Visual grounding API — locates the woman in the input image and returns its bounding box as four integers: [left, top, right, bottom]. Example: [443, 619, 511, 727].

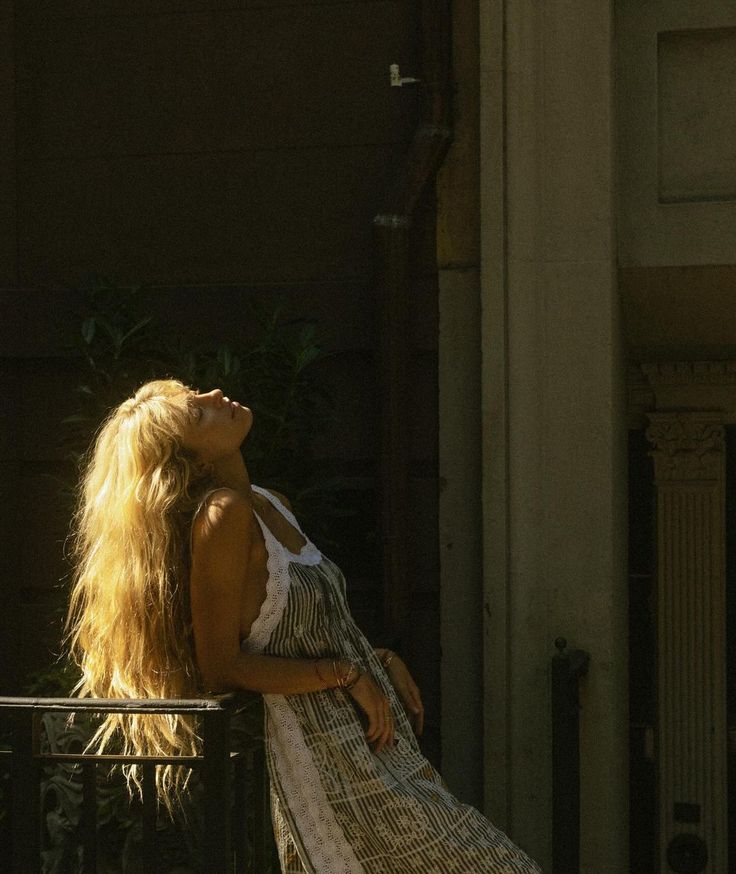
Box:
[66, 378, 542, 873]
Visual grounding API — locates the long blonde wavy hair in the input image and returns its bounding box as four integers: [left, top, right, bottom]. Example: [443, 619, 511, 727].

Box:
[65, 378, 215, 812]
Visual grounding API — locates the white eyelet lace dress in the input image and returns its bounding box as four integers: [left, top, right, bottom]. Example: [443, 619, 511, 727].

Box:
[242, 485, 543, 874]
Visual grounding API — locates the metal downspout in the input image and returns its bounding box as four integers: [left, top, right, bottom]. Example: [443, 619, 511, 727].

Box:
[373, 0, 453, 643]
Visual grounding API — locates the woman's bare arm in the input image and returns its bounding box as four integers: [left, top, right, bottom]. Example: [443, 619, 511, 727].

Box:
[189, 489, 397, 750]
[189, 488, 348, 695]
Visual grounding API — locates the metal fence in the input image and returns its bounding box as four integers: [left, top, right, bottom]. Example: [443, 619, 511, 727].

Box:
[0, 693, 275, 873]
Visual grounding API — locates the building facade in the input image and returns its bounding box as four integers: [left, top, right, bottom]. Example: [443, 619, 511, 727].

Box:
[438, 2, 735, 871]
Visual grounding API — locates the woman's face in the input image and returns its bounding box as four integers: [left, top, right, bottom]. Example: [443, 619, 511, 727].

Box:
[180, 388, 253, 462]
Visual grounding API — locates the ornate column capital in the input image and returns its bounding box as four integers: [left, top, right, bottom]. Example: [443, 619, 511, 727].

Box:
[645, 411, 725, 482]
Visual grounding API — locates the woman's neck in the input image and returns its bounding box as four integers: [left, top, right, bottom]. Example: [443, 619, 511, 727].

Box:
[210, 451, 255, 501]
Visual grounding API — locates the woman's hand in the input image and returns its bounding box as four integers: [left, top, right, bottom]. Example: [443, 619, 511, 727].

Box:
[347, 671, 395, 754]
[381, 653, 424, 737]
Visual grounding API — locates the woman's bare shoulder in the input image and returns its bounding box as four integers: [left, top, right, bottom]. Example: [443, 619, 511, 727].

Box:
[192, 487, 255, 545]
[261, 487, 292, 511]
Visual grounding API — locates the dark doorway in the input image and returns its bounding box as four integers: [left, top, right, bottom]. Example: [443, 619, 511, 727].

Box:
[724, 426, 736, 866]
[628, 427, 656, 873]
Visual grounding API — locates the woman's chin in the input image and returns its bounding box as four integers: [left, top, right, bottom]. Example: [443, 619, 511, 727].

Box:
[239, 406, 254, 436]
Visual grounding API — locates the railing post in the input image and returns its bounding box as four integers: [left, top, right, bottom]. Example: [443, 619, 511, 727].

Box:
[140, 761, 158, 867]
[202, 707, 233, 872]
[232, 752, 248, 873]
[10, 709, 41, 874]
[251, 743, 271, 871]
[551, 636, 590, 874]
[80, 761, 98, 874]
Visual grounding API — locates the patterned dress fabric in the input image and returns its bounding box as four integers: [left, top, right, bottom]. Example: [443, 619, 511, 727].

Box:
[242, 486, 543, 874]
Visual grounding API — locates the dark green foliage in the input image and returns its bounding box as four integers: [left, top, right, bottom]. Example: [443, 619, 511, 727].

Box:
[58, 279, 355, 554]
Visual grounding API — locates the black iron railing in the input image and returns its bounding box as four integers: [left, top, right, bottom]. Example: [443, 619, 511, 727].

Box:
[551, 637, 590, 874]
[0, 693, 274, 873]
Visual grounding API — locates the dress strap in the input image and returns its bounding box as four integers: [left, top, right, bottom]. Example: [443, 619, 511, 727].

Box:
[250, 485, 322, 565]
[251, 485, 305, 535]
[241, 486, 298, 654]
[189, 484, 322, 567]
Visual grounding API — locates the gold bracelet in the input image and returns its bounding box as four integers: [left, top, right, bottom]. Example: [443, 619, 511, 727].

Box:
[332, 657, 362, 689]
[313, 659, 329, 687]
[343, 663, 362, 690]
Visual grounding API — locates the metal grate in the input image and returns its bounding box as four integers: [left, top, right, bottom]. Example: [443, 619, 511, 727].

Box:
[0, 694, 274, 873]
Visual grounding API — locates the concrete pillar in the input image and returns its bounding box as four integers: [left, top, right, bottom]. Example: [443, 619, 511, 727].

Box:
[478, 1, 629, 871]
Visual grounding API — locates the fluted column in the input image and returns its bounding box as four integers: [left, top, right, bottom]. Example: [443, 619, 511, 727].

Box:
[645, 411, 728, 874]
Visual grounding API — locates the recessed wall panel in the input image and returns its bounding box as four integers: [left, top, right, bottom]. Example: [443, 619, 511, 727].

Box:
[658, 28, 736, 203]
[617, 0, 736, 266]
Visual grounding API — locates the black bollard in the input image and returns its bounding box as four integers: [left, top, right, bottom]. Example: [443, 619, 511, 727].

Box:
[551, 637, 590, 874]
